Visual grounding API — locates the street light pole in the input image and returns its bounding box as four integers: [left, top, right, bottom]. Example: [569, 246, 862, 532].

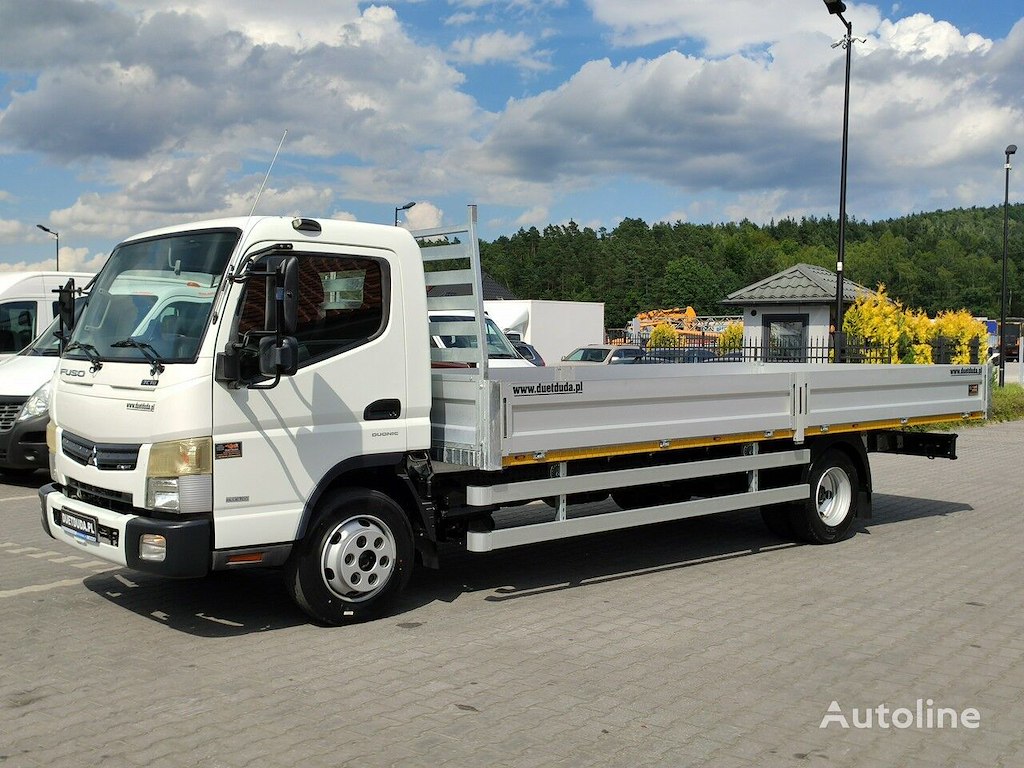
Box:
[1000, 144, 1016, 388]
[36, 224, 59, 270]
[823, 0, 857, 361]
[394, 201, 416, 227]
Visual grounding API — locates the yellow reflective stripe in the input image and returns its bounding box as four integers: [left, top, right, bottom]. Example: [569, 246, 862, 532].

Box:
[500, 413, 985, 467]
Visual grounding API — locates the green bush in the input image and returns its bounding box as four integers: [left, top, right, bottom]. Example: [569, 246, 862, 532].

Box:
[991, 384, 1024, 423]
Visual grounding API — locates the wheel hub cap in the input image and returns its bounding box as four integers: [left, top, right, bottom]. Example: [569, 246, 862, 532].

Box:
[321, 516, 396, 601]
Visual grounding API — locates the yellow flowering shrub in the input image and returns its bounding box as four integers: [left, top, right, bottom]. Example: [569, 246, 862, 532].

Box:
[932, 310, 988, 364]
[718, 321, 744, 351]
[843, 285, 985, 364]
[647, 322, 679, 349]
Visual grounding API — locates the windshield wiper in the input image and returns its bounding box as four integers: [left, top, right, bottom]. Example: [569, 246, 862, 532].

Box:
[111, 337, 166, 375]
[65, 341, 103, 372]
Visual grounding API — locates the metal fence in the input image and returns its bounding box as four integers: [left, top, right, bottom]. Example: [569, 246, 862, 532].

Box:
[609, 333, 982, 365]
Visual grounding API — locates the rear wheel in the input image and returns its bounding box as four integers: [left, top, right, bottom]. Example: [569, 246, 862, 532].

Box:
[788, 450, 859, 544]
[286, 488, 414, 625]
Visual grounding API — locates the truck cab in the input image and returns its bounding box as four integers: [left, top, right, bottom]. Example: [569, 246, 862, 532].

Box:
[41, 217, 432, 579]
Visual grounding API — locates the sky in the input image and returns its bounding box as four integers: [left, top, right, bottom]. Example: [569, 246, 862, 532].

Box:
[0, 1, 1022, 273]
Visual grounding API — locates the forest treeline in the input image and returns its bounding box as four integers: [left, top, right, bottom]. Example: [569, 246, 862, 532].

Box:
[479, 204, 1024, 328]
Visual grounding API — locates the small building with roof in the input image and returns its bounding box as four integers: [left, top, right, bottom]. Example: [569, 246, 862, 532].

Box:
[722, 263, 873, 361]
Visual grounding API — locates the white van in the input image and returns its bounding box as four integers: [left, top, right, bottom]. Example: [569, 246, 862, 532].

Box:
[0, 272, 92, 359]
[428, 310, 533, 368]
[0, 305, 83, 476]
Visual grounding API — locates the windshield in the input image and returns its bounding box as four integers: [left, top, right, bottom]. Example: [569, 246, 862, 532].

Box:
[66, 229, 238, 365]
[564, 347, 610, 362]
[432, 315, 521, 359]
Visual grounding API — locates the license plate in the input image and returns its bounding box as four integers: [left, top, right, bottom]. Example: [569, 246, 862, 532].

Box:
[59, 508, 99, 543]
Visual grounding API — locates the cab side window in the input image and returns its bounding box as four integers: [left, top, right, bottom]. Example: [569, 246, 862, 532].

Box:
[0, 301, 37, 353]
[237, 253, 388, 376]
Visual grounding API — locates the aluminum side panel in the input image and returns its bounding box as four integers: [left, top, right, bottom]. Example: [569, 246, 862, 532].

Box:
[796, 364, 987, 427]
[498, 365, 795, 456]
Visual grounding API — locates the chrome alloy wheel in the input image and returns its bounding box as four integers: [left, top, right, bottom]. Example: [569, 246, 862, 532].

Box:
[320, 515, 397, 602]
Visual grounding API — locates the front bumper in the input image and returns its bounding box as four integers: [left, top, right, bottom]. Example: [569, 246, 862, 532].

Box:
[39, 483, 211, 578]
[0, 411, 49, 471]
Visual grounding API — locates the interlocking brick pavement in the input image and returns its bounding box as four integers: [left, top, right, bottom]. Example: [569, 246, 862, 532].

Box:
[0, 421, 1022, 767]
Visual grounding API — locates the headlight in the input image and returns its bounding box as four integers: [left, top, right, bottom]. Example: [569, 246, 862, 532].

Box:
[17, 380, 51, 421]
[147, 437, 213, 477]
[145, 437, 213, 514]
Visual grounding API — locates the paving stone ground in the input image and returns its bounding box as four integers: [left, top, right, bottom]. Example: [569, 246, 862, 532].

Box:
[0, 420, 1022, 767]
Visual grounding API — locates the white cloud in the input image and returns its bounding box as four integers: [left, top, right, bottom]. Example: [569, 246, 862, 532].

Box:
[0, 219, 25, 243]
[0, 246, 102, 273]
[450, 31, 552, 71]
[879, 13, 992, 58]
[514, 206, 549, 228]
[586, 0, 883, 55]
[445, 12, 478, 26]
[0, 3, 487, 244]
[449, 1, 567, 10]
[117, 0, 363, 49]
[402, 201, 443, 230]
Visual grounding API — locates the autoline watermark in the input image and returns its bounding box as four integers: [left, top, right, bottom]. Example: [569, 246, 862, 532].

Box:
[820, 700, 981, 730]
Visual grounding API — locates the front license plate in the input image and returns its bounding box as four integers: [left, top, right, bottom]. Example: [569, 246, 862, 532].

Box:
[59, 508, 99, 543]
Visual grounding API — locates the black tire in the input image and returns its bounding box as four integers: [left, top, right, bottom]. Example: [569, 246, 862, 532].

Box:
[286, 488, 414, 626]
[788, 449, 859, 544]
[759, 504, 797, 539]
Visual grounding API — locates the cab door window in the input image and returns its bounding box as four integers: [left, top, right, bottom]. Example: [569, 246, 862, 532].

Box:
[236, 253, 388, 377]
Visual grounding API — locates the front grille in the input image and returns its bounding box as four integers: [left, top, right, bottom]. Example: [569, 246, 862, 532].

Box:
[65, 478, 135, 515]
[0, 399, 26, 432]
[62, 432, 140, 471]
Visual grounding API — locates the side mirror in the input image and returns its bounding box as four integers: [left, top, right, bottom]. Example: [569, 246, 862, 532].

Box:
[57, 278, 77, 331]
[258, 336, 298, 378]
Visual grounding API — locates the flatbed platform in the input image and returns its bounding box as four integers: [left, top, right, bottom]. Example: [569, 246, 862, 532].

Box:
[431, 362, 988, 470]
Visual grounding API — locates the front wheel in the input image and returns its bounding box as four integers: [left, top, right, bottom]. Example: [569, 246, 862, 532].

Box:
[788, 450, 859, 544]
[286, 488, 414, 625]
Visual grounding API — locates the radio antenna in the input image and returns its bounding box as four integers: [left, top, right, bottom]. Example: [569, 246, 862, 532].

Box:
[249, 129, 288, 217]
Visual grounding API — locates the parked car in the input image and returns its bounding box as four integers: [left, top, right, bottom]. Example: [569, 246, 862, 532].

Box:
[510, 340, 545, 366]
[635, 347, 718, 364]
[561, 344, 643, 365]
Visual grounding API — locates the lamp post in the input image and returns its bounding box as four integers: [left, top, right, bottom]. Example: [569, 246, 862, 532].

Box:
[822, 0, 859, 361]
[36, 224, 59, 270]
[394, 201, 416, 227]
[1000, 144, 1016, 387]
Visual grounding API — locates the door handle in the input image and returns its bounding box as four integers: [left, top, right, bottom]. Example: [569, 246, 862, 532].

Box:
[364, 399, 402, 421]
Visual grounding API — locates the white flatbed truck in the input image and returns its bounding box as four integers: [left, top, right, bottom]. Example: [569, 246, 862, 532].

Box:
[40, 207, 988, 624]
